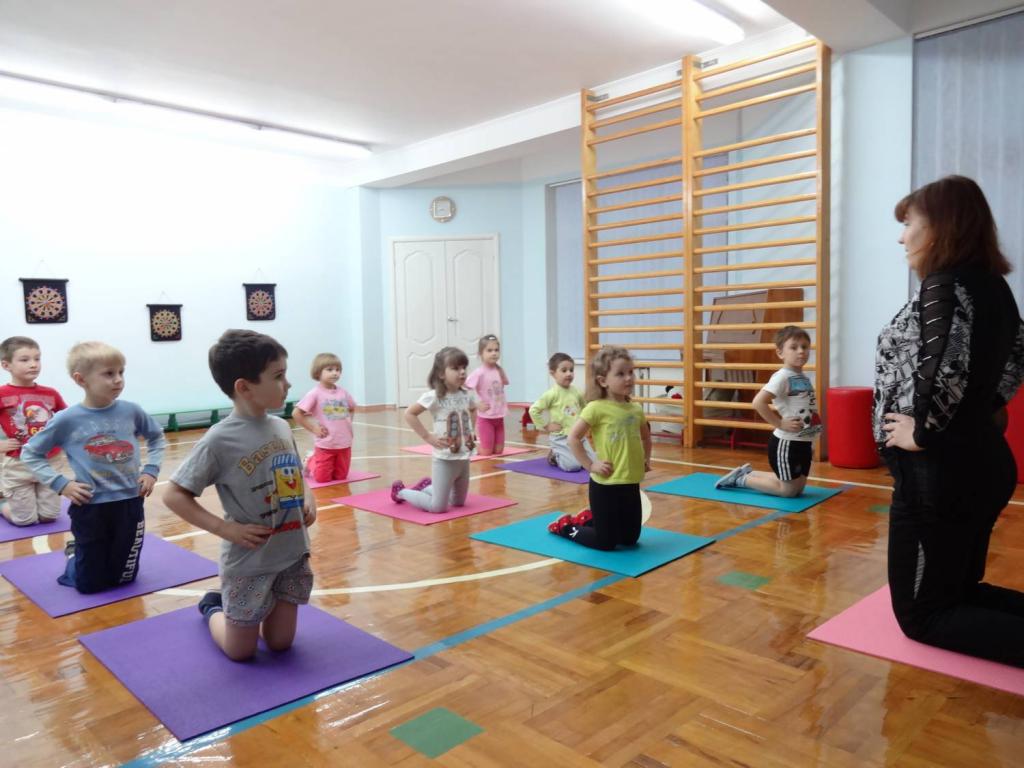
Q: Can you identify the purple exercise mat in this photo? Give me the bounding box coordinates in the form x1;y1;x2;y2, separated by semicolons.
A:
80;604;413;741
0;496;72;543
0;534;218;617
497;457;590;484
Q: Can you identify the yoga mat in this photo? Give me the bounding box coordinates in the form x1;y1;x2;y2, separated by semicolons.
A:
0;534;218;617
497;457;589;484
332;488;517;525
401;444;535;462
646;472;841;513
808;586;1024;696
470;511;713;577
80;604;412;741
0;497;72;543
303;469;381;489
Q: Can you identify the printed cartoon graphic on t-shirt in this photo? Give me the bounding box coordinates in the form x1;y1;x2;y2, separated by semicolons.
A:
84;434;135;464
782;374;823;438
322;398;351;420
607;412;640;444
486;380;506;412
446;409;476;453
1;391;63;446
560;403;580;421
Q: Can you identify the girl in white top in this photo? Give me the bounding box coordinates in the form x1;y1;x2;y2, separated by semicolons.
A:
391;347;478;513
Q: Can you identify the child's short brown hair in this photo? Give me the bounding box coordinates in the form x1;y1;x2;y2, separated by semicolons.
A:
1;336;39;362
774;326;811;349
67;341;126;377
548;352;573;371
208;330;288;399
310;353;341;380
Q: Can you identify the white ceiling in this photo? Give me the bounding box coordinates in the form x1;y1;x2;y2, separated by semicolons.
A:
0;0;788;149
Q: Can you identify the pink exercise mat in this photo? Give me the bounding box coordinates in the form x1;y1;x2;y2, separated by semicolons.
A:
400;445;535;462
303;469;381;489
808;585;1024;695
331;488;517;525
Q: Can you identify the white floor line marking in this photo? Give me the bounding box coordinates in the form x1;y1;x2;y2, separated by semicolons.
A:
316;503;344;512
157;557;562;598
164;529;209;541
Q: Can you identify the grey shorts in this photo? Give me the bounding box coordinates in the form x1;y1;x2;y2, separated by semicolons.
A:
221;554;313;626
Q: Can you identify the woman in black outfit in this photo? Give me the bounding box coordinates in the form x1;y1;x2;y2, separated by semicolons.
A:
874;175;1024;667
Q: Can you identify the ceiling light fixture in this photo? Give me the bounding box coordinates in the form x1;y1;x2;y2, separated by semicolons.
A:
623;0;745;44
0;69;372;159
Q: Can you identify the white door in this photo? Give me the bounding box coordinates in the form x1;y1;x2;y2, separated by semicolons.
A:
393;236;500;406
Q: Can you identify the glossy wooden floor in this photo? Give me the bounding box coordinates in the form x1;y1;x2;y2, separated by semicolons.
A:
3;409;1024;767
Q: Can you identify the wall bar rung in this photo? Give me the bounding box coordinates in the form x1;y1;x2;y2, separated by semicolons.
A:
590;231;683;249
589;175;682;198
591;305;684;317
696;83;817;120
694;258;816;275
694;278;816;293
693;381;764;391
696;342;815;351
694;321;815;331
634;360;689;368
590;249;684;266
591;287;682;300
591;99;682;130
693;300;813;312
697;362;816;371
588;156;682;182
647;414;688;425
635;397;686;407
694;418;774;431
694;39;816;81
592;194;681;215
589;343;682;350
694;400;757;410
589;268;685;283
695;216;816;237
697;62;817;101
694;171;816;198
694;236;816;255
589;213;682;232
638;378;685;387
695;128;816;159
588;117;683;146
592;325;684;333
587;79;682;112
695;193;816;217
693;150;817;179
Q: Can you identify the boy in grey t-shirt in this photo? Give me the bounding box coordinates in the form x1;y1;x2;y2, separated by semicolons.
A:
164;330;316;661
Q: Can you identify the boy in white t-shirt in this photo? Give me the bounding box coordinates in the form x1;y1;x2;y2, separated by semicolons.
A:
716;326;822;498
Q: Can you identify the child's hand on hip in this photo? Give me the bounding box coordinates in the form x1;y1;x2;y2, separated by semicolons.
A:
225;521;272;549
1;437;21;452
316;424;329;438
138;474;156;497
427;434;450;450
61;481;93;506
303;502;317;527
546;422;562;433
781;417;803;433
590;460;613;476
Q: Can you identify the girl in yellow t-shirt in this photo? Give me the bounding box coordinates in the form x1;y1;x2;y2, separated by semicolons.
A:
552;346;651;549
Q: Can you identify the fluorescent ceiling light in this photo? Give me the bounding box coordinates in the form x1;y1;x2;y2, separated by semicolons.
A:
0;69;372;160
622;0;745;44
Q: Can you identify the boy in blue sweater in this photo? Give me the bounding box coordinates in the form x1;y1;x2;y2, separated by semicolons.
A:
22;341;166;594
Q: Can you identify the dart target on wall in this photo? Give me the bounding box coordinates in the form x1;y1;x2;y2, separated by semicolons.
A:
244;283;277;321
20;278;69;324
148;304;183;342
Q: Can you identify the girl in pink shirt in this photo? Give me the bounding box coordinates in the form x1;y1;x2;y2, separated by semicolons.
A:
466;334;509;456
294;353;357;482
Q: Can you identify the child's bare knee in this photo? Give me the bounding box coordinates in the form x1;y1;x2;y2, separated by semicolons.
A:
264;635;294;653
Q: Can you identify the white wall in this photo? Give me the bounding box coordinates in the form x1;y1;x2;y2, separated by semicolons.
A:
0;99;355;412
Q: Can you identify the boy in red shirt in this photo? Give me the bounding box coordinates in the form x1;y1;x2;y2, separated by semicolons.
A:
0;336;67;525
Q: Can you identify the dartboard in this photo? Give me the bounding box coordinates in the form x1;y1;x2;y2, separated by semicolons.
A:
22;279;69;324
151;309;181;339
247;289;275;319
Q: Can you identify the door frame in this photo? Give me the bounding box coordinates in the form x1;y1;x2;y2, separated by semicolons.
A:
389;234;501;407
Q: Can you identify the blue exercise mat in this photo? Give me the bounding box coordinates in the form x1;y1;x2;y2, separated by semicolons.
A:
470;511;714;577
646;472;842;512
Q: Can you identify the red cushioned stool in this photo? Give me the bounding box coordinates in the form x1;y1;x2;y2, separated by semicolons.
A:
827;386;879;469
1004;388;1024;483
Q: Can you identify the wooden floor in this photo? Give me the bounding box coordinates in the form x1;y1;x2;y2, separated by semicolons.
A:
3;409;1024;767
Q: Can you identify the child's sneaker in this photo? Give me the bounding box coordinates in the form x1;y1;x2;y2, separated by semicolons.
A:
197;591;223;622
547;514;574;536
572;508;593;527
63;539;76;558
715;463;752;489
390;480;406;503
411;477;432;491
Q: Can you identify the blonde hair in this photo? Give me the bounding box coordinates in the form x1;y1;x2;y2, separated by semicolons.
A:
428;346;469;399
310;352;342;380
586;345;634;402
67;341;125;377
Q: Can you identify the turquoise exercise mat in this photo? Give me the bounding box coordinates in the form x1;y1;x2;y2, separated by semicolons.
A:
646;472;842;512
470;511;714;577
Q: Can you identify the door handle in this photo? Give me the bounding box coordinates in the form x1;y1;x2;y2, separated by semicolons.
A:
447;317;457;322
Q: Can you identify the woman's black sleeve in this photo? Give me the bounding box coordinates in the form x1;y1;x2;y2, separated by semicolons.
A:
995;318;1024;409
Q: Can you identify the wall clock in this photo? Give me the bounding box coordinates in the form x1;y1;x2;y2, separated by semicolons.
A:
430;196;456;223
20;278;69;324
244;283;277;321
